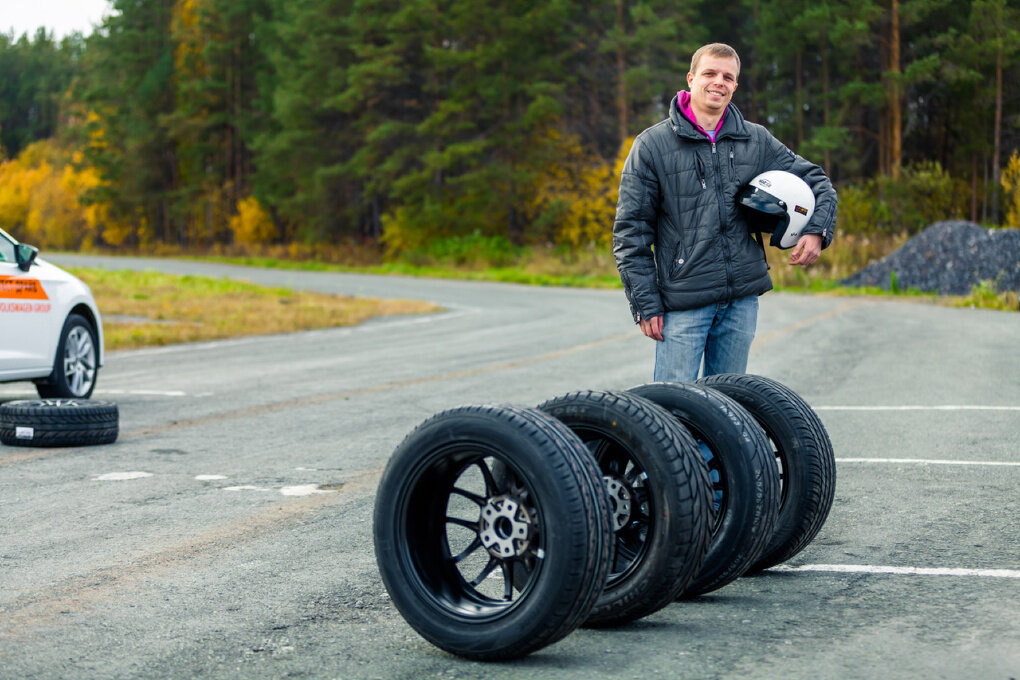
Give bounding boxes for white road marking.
[195,474,228,480]
[95,389,189,397]
[280,484,335,496]
[836,458,1020,466]
[221,484,336,496]
[92,471,153,481]
[771,564,1020,578]
[816,405,1020,411]
[109,307,474,358]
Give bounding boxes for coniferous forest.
[2,0,1019,260]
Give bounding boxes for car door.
[0,233,55,374]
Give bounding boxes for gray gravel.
[841,220,1020,295]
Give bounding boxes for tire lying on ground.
[538,390,713,625]
[373,404,611,661]
[0,399,118,447]
[697,374,836,572]
[628,383,779,598]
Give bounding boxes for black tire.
[36,313,99,399]
[373,405,611,660]
[0,399,119,447]
[628,382,779,598]
[538,390,713,625]
[697,374,836,571]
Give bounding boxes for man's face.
[687,54,739,116]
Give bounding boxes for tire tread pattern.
[0,400,119,448]
[539,390,712,625]
[374,404,610,661]
[698,374,836,571]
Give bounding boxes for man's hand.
[639,314,664,341]
[789,233,823,267]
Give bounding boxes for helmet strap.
[753,229,769,268]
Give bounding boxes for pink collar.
[678,90,726,137]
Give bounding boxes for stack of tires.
[373,374,836,660]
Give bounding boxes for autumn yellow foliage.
[0,141,123,249]
[529,132,632,248]
[229,196,278,245]
[1002,150,1020,229]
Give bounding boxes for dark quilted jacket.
[612,96,837,321]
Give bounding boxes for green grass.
[195,250,1017,312]
[69,267,440,350]
[73,231,1015,349]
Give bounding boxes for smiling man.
[612,42,837,382]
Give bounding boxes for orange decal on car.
[0,276,49,300]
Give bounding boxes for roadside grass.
[70,268,440,350]
[192,232,1017,311]
[71,229,1014,352]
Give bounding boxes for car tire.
[0,399,119,447]
[373,405,611,660]
[628,382,779,598]
[697,374,836,572]
[538,390,713,625]
[36,313,99,399]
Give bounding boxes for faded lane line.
[770,564,1020,578]
[115,330,637,440]
[750,299,870,352]
[817,405,1020,411]
[0,330,635,467]
[0,468,381,640]
[836,458,1020,467]
[0,300,869,467]
[108,307,473,359]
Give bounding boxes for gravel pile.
[840,220,1020,295]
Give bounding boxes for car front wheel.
[36,313,98,399]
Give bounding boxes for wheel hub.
[478,494,533,558]
[602,475,632,531]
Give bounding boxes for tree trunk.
[972,152,979,223]
[889,0,902,179]
[795,48,804,149]
[821,27,831,173]
[992,35,1003,223]
[615,0,628,144]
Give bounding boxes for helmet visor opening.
[738,187,789,234]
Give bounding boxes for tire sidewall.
[628,382,777,596]
[40,313,98,399]
[373,409,595,657]
[540,395,692,608]
[698,373,836,571]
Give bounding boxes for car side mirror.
[15,243,38,271]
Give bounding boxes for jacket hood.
[669,93,750,141]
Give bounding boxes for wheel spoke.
[476,460,501,496]
[450,486,487,506]
[501,561,514,601]
[469,556,500,587]
[451,536,483,564]
[446,515,478,531]
[594,441,630,476]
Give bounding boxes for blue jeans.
[653,295,758,383]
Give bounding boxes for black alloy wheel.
[538,390,712,625]
[697,374,836,571]
[373,405,610,660]
[628,382,780,598]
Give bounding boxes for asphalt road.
[2,255,1018,680]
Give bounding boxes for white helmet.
[737,170,815,249]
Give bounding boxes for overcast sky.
[4,0,112,39]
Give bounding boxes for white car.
[0,228,104,398]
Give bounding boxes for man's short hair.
[690,43,741,77]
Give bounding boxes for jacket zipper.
[711,142,735,298]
